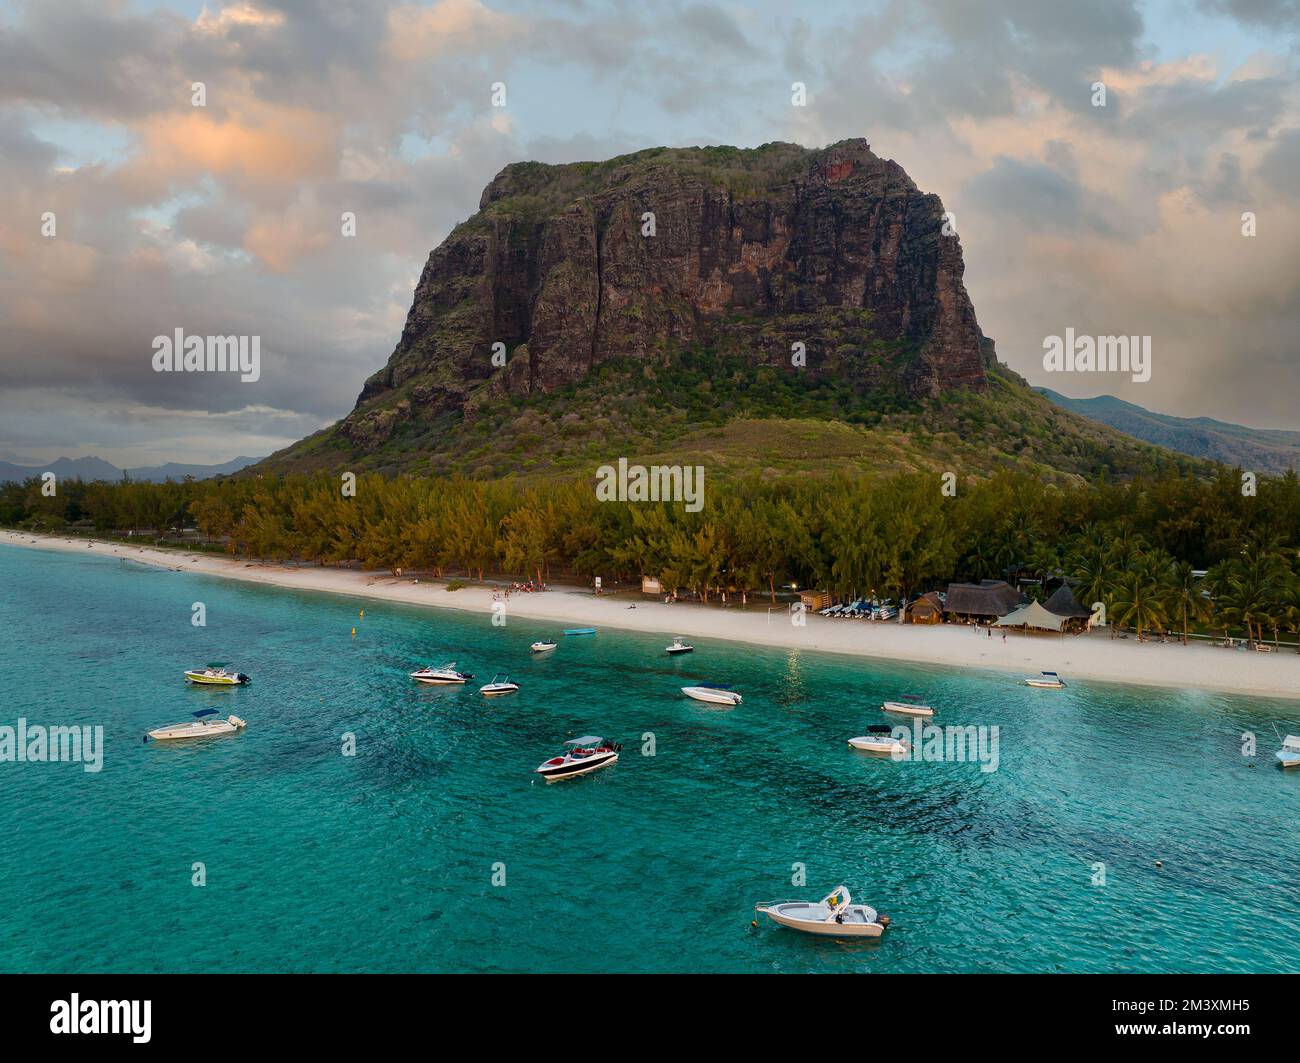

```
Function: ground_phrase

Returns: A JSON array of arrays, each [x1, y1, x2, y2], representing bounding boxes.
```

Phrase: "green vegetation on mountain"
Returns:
[[263, 359, 1205, 484]]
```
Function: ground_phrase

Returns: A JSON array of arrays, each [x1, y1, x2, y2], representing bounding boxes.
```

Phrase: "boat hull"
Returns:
[[410, 674, 468, 684], [184, 672, 247, 686], [682, 687, 741, 705], [848, 737, 908, 755], [148, 716, 245, 741], [536, 751, 618, 782], [1024, 680, 1065, 689], [758, 904, 884, 938], [881, 701, 933, 717]]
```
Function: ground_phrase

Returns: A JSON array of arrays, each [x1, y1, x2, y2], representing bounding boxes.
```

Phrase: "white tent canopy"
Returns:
[[993, 600, 1066, 631]]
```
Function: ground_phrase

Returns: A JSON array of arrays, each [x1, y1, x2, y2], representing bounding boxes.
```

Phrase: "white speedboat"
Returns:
[[848, 725, 909, 756], [183, 662, 250, 686], [755, 886, 890, 939], [147, 709, 247, 742], [882, 694, 934, 717], [682, 685, 742, 706], [665, 637, 694, 655], [1277, 735, 1300, 768], [410, 661, 475, 685], [1025, 671, 1067, 688], [535, 736, 622, 782], [530, 641, 558, 653], [480, 674, 519, 696]]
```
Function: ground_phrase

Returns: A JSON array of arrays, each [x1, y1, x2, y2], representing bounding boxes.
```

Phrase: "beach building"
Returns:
[[905, 591, 945, 624], [801, 590, 832, 612], [944, 580, 1023, 621], [1043, 583, 1095, 631]]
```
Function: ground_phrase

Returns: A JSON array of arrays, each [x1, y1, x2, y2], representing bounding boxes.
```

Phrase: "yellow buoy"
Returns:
[[351, 627, 356, 638]]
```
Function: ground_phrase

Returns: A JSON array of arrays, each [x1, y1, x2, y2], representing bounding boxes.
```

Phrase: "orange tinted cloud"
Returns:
[[136, 103, 337, 184], [386, 0, 520, 63], [243, 209, 333, 272]]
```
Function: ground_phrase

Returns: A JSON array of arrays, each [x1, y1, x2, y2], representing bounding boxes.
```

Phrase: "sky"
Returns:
[[0, 0, 1297, 466]]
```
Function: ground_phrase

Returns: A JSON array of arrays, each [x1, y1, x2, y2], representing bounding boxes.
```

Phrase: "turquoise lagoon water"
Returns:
[[1, 543, 1299, 974]]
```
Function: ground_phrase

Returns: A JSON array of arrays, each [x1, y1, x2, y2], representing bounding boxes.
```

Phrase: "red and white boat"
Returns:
[[410, 661, 474, 685], [535, 736, 622, 782]]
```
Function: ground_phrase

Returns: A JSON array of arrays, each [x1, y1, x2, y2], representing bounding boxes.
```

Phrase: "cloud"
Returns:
[[0, 0, 1297, 466], [1198, 0, 1300, 29]]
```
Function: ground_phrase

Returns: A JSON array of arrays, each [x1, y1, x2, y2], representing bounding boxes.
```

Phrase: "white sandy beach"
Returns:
[[4, 529, 1298, 701]]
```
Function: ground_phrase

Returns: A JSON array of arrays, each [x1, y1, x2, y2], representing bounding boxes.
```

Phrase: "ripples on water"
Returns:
[[1, 545, 1298, 973]]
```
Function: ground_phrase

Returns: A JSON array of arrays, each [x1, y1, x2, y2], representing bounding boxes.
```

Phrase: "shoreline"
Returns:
[[4, 529, 1299, 701]]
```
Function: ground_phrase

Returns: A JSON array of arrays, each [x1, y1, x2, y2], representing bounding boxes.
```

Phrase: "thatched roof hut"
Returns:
[[944, 580, 1023, 618], [1043, 583, 1093, 618], [906, 591, 944, 624]]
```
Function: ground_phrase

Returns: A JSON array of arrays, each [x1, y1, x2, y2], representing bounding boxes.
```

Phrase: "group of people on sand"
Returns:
[[493, 581, 545, 601], [972, 622, 1009, 643]]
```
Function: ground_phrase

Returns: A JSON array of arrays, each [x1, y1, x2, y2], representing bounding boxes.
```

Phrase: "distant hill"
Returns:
[[0, 455, 262, 484], [1038, 390, 1300, 475]]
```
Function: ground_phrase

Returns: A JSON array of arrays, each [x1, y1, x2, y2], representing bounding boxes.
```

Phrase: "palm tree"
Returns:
[[1110, 568, 1169, 641], [1071, 543, 1120, 635], [1165, 561, 1207, 645], [1282, 580, 1300, 655]]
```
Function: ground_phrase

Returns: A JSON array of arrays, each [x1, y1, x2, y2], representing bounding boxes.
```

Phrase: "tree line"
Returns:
[[3, 466, 1298, 645]]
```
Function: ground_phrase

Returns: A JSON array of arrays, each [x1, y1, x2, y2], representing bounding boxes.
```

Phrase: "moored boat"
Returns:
[[882, 694, 934, 717], [183, 662, 249, 686], [480, 674, 520, 696], [848, 725, 909, 756], [682, 685, 741, 706], [665, 637, 694, 655], [1276, 734, 1300, 769], [535, 736, 622, 782], [755, 886, 890, 938], [530, 640, 558, 653], [147, 709, 247, 742], [564, 628, 596, 636], [410, 661, 474, 684], [1025, 671, 1067, 688]]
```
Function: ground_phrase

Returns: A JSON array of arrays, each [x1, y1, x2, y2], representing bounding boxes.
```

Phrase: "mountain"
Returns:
[[0, 455, 262, 484], [1038, 390, 1300, 475], [259, 140, 1204, 484]]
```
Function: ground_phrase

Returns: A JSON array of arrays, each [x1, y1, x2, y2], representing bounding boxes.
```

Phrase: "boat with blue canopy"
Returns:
[[146, 709, 247, 742]]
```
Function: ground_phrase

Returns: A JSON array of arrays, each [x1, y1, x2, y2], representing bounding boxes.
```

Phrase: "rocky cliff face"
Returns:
[[341, 140, 992, 448]]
